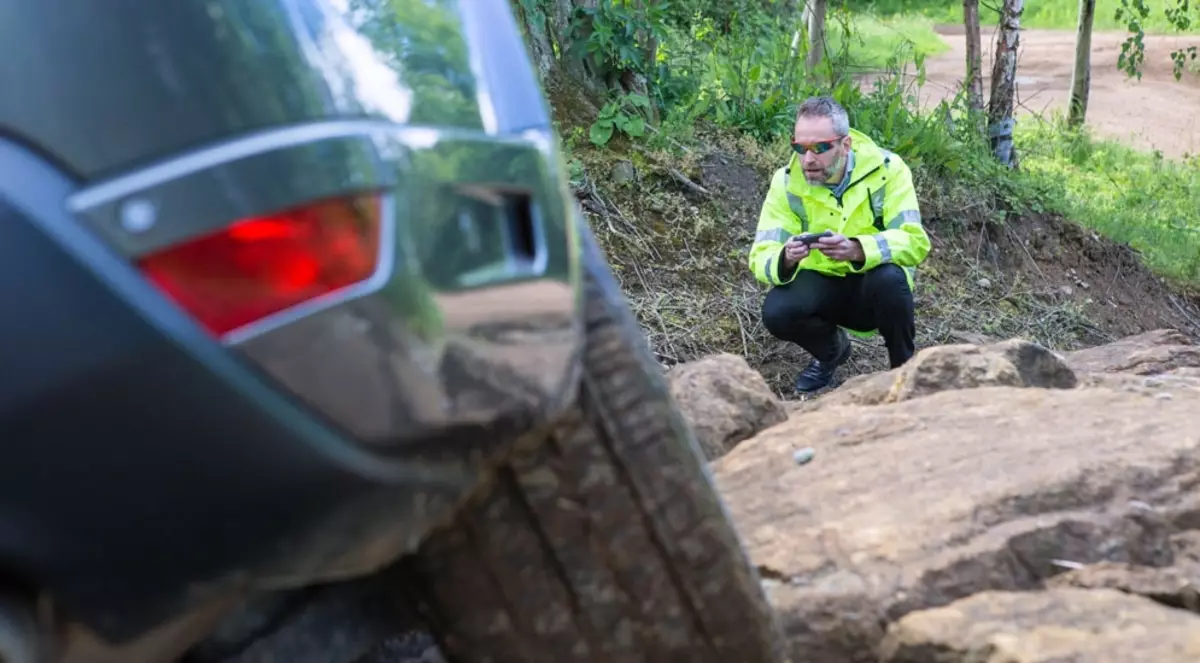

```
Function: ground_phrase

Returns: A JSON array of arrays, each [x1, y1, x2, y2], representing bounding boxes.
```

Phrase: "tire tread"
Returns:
[[408, 253, 786, 663]]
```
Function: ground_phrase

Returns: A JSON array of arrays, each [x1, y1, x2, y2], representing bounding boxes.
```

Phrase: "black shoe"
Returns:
[[794, 332, 852, 393]]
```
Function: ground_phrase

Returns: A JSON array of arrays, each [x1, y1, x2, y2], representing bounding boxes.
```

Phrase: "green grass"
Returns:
[[1016, 117, 1200, 286], [835, 12, 951, 68], [845, 0, 1200, 34]]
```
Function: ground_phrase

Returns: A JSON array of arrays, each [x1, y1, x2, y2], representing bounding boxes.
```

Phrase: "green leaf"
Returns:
[[619, 44, 639, 65], [623, 115, 646, 137], [590, 121, 615, 146], [627, 93, 651, 109]]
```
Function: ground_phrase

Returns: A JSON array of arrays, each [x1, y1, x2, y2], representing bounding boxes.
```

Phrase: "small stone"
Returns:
[[610, 160, 636, 185], [793, 447, 816, 465], [977, 277, 992, 288]]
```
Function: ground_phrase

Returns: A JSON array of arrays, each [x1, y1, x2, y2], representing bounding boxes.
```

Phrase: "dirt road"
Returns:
[[916, 26, 1200, 159]]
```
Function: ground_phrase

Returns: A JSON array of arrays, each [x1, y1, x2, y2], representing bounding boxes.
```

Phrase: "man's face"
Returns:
[[793, 116, 851, 185]]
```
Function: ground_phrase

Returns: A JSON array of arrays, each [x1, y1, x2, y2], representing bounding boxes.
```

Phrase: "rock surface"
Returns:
[[1064, 328, 1200, 375], [1046, 561, 1200, 613], [713, 330, 1200, 662], [666, 353, 787, 460], [878, 588, 1200, 662], [793, 338, 1077, 414]]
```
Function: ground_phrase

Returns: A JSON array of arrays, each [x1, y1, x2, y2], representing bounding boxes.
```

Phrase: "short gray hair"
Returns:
[[796, 96, 850, 136]]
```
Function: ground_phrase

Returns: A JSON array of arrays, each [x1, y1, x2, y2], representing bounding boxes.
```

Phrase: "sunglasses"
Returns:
[[791, 136, 845, 155]]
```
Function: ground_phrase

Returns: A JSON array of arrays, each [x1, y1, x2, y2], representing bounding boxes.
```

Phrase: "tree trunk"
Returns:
[[988, 0, 1023, 167], [963, 0, 985, 114], [510, 0, 657, 113], [513, 0, 556, 81], [806, 0, 827, 72], [1068, 0, 1096, 127]]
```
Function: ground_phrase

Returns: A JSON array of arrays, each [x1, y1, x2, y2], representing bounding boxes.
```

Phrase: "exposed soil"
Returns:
[[698, 151, 769, 230], [951, 211, 1195, 341], [918, 27, 1200, 158]]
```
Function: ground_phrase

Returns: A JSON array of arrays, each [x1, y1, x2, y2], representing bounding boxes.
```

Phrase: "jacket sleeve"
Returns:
[[850, 154, 931, 271], [749, 167, 800, 286]]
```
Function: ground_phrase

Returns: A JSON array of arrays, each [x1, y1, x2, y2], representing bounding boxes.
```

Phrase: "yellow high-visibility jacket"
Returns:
[[748, 128, 931, 290]]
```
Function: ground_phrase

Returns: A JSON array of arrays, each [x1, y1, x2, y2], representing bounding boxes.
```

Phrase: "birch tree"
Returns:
[[988, 0, 1023, 166]]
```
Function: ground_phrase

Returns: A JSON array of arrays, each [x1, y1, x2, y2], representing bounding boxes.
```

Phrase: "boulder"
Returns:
[[1076, 370, 1200, 395], [878, 588, 1200, 662], [666, 353, 786, 460], [715, 379, 1200, 661], [1064, 328, 1200, 375], [1046, 561, 1200, 613], [800, 338, 1077, 412]]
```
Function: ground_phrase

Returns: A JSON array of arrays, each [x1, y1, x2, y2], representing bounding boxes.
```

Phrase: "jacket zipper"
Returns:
[[832, 163, 883, 208]]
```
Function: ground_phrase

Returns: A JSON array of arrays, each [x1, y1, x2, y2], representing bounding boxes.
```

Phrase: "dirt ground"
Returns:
[[917, 26, 1200, 159]]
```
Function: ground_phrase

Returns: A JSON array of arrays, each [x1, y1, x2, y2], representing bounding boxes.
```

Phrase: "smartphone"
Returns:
[[791, 230, 833, 246]]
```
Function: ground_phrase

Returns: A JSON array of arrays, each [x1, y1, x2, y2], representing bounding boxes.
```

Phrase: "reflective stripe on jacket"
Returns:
[[748, 128, 931, 289]]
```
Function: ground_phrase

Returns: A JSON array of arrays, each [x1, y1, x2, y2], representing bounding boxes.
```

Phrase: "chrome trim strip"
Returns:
[[66, 120, 538, 213]]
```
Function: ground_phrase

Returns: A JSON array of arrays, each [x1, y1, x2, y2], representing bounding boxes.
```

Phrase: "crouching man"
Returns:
[[748, 96, 932, 393]]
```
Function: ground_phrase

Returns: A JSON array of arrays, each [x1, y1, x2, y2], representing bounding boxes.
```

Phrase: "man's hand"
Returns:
[[814, 233, 865, 262], [780, 235, 811, 271]]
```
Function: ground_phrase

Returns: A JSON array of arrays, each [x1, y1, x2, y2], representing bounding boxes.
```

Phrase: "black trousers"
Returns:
[[761, 263, 916, 369]]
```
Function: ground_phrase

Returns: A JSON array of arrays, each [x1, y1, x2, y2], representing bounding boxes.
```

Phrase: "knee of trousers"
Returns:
[[868, 264, 914, 307], [761, 293, 821, 339]]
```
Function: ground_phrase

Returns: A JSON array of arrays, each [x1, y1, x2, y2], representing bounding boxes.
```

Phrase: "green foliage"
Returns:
[[525, 0, 1200, 289], [1016, 118, 1200, 285], [640, 2, 945, 143], [829, 11, 950, 68], [1116, 0, 1199, 79], [571, 0, 673, 77], [590, 93, 651, 145]]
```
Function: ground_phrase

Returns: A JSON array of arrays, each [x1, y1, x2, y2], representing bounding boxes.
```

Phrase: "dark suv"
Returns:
[[0, 1, 787, 661]]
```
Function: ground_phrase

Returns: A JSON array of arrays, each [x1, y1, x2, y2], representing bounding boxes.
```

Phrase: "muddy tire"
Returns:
[[404, 222, 788, 663]]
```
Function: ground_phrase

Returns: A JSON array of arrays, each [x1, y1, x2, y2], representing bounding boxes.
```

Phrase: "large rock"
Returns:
[[878, 588, 1200, 662], [666, 353, 786, 460], [1046, 561, 1200, 612], [800, 338, 1077, 413], [715, 382, 1200, 661], [1064, 328, 1200, 375]]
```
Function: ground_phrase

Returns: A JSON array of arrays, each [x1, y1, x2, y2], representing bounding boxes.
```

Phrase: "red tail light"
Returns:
[[137, 193, 383, 337]]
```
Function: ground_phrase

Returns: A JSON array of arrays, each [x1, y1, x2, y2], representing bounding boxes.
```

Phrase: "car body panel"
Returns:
[[68, 119, 582, 448], [0, 0, 583, 653], [0, 138, 509, 641], [0, 0, 549, 181]]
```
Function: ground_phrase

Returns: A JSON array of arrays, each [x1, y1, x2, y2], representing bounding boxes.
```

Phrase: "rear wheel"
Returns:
[[185, 222, 787, 663], [402, 222, 788, 663]]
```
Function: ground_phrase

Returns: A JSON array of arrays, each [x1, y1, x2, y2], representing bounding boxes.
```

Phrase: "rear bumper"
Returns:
[[68, 119, 584, 452], [0, 120, 584, 646]]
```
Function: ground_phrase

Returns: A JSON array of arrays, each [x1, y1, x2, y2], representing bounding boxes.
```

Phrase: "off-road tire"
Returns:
[[403, 222, 789, 663]]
